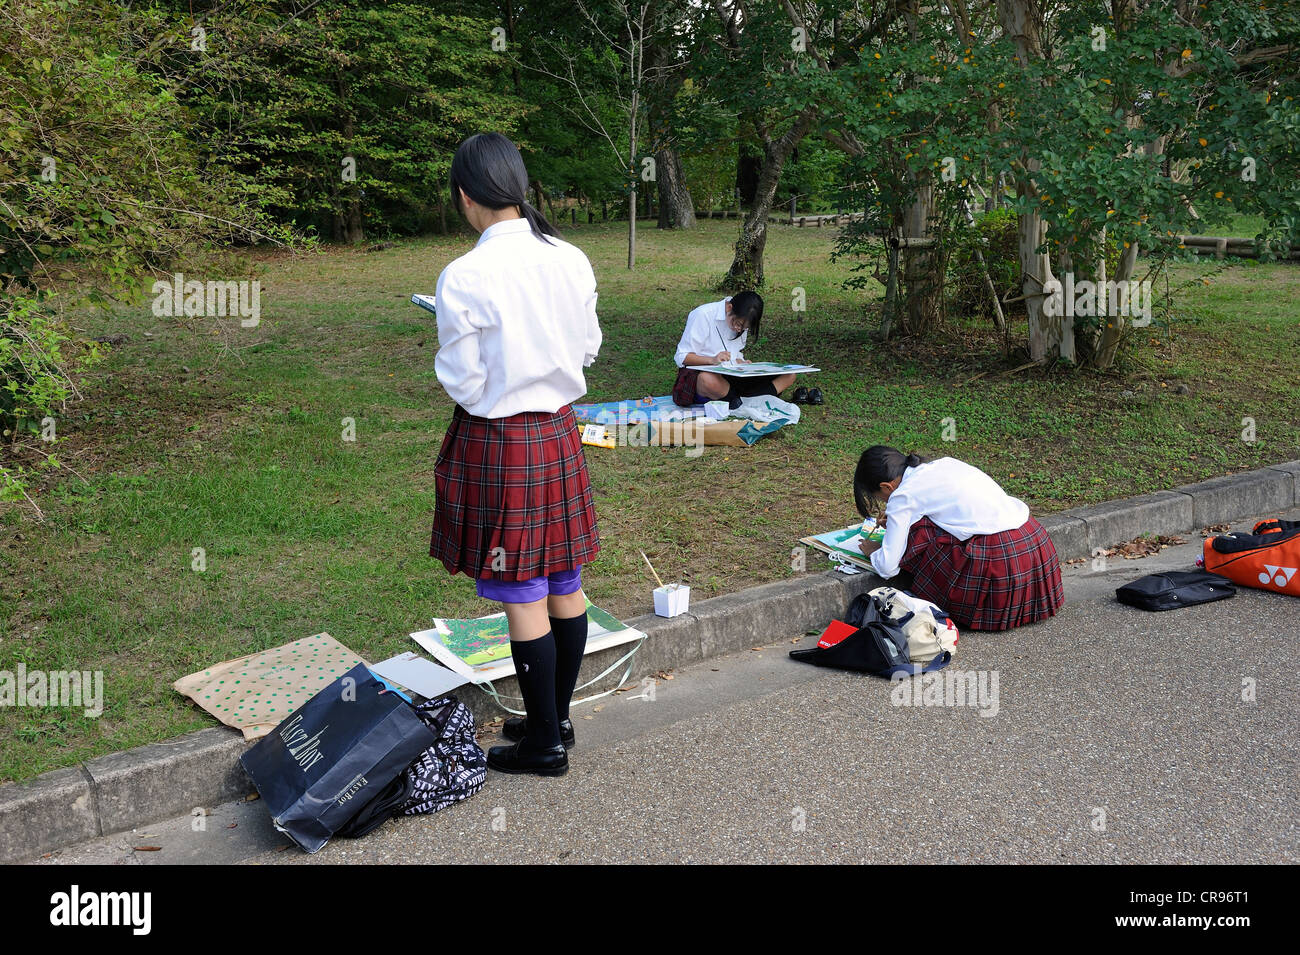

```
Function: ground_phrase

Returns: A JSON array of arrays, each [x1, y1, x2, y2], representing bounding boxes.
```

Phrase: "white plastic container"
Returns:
[[653, 583, 690, 618]]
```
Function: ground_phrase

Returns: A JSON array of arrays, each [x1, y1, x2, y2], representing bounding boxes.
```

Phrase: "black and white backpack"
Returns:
[[396, 696, 487, 816], [335, 696, 486, 839]]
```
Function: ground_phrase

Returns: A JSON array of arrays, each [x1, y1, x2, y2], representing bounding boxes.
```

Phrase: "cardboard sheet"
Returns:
[[173, 633, 367, 740], [647, 416, 790, 447]]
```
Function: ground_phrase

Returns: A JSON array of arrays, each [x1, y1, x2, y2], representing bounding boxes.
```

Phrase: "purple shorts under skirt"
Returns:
[[475, 565, 584, 604]]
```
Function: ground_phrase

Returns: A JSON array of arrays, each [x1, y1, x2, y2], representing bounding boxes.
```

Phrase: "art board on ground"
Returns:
[[692, 361, 820, 377], [411, 600, 644, 682], [800, 524, 879, 572]]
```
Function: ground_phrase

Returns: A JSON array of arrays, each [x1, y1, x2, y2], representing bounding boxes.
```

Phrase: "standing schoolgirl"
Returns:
[[853, 446, 1064, 631], [430, 133, 602, 777], [670, 292, 801, 407]]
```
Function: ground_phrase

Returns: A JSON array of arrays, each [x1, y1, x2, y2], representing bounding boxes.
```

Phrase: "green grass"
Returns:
[[2, 218, 1298, 781]]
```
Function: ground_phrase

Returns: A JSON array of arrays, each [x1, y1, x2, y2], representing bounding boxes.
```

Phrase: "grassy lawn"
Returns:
[[2, 218, 1298, 782]]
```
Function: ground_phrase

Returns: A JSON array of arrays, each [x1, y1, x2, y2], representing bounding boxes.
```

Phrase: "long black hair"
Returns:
[[853, 445, 927, 516], [728, 290, 763, 342], [449, 133, 557, 245]]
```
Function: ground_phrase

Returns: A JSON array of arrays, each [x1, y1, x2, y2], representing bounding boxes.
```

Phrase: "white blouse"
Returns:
[[433, 217, 602, 419], [869, 457, 1031, 579], [673, 298, 747, 367]]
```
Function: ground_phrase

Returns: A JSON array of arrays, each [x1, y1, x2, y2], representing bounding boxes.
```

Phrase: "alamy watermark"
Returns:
[[890, 668, 999, 717], [586, 403, 705, 458], [1, 665, 103, 717], [151, 272, 261, 327], [1043, 273, 1152, 328]]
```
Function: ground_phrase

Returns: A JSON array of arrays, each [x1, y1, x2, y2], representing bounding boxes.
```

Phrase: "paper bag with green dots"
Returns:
[[173, 633, 367, 740]]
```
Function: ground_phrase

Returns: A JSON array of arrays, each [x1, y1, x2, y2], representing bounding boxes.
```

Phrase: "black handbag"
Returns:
[[1115, 570, 1236, 612]]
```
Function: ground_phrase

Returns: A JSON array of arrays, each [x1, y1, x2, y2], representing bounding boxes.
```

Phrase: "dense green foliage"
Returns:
[[2, 0, 1299, 499], [1, 0, 251, 499]]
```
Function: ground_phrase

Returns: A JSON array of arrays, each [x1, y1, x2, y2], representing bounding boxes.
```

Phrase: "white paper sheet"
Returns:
[[370, 651, 470, 698]]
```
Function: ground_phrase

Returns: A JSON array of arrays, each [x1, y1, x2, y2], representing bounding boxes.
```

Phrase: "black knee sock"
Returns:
[[725, 382, 742, 410], [752, 378, 779, 398], [510, 633, 561, 750], [551, 612, 589, 723]]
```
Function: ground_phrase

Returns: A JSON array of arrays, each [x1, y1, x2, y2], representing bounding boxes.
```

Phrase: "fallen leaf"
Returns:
[[132, 846, 162, 852], [226, 823, 238, 829]]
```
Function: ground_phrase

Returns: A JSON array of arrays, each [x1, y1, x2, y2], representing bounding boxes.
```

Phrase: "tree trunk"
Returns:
[[736, 140, 761, 207], [879, 233, 902, 339], [337, 107, 363, 244], [723, 108, 815, 288], [628, 190, 637, 268], [899, 174, 943, 335], [627, 88, 638, 269], [997, 0, 1071, 361], [1090, 1, 1176, 370], [1018, 205, 1065, 361], [1094, 228, 1142, 369], [656, 148, 696, 229], [962, 197, 1007, 334]]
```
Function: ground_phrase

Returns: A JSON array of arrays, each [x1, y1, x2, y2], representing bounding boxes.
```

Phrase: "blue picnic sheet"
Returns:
[[572, 395, 706, 425]]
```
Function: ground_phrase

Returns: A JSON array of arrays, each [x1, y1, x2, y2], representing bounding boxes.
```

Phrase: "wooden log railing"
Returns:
[[1171, 235, 1300, 260]]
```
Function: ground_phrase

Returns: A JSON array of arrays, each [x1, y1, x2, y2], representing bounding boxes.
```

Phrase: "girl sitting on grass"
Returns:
[[854, 446, 1064, 631]]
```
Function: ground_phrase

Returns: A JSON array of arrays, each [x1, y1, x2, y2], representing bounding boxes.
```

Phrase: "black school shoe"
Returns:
[[792, 386, 810, 404], [806, 387, 824, 405], [503, 716, 575, 748], [487, 740, 569, 777]]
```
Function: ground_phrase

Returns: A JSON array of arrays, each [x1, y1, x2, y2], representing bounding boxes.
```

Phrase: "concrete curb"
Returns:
[[1034, 460, 1298, 560], [4, 459, 1296, 863]]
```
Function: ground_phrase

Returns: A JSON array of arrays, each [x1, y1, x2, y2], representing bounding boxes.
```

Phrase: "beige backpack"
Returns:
[[868, 587, 959, 664]]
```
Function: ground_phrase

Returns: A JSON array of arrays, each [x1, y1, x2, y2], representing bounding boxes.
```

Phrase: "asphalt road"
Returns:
[[36, 511, 1299, 865]]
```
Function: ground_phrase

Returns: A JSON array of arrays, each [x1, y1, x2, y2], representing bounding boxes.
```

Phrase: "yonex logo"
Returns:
[[1258, 564, 1298, 587]]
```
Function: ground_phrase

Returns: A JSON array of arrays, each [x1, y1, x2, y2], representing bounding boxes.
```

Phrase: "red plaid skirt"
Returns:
[[430, 404, 599, 580], [900, 516, 1064, 631]]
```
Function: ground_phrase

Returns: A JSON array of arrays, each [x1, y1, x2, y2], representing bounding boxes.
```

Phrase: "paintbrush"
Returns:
[[639, 550, 666, 589]]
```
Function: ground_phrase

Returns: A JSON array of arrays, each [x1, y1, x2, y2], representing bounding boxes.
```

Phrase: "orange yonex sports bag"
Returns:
[[1202, 519, 1300, 596]]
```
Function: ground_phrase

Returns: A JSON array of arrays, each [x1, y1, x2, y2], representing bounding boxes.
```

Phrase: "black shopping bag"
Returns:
[[239, 663, 438, 853]]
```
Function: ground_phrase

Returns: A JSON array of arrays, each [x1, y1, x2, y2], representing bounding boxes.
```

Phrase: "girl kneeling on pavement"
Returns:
[[429, 133, 602, 778], [854, 446, 1064, 631]]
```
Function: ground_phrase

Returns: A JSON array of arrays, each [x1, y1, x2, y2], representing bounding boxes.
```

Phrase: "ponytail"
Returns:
[[449, 133, 557, 245], [519, 200, 559, 244]]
